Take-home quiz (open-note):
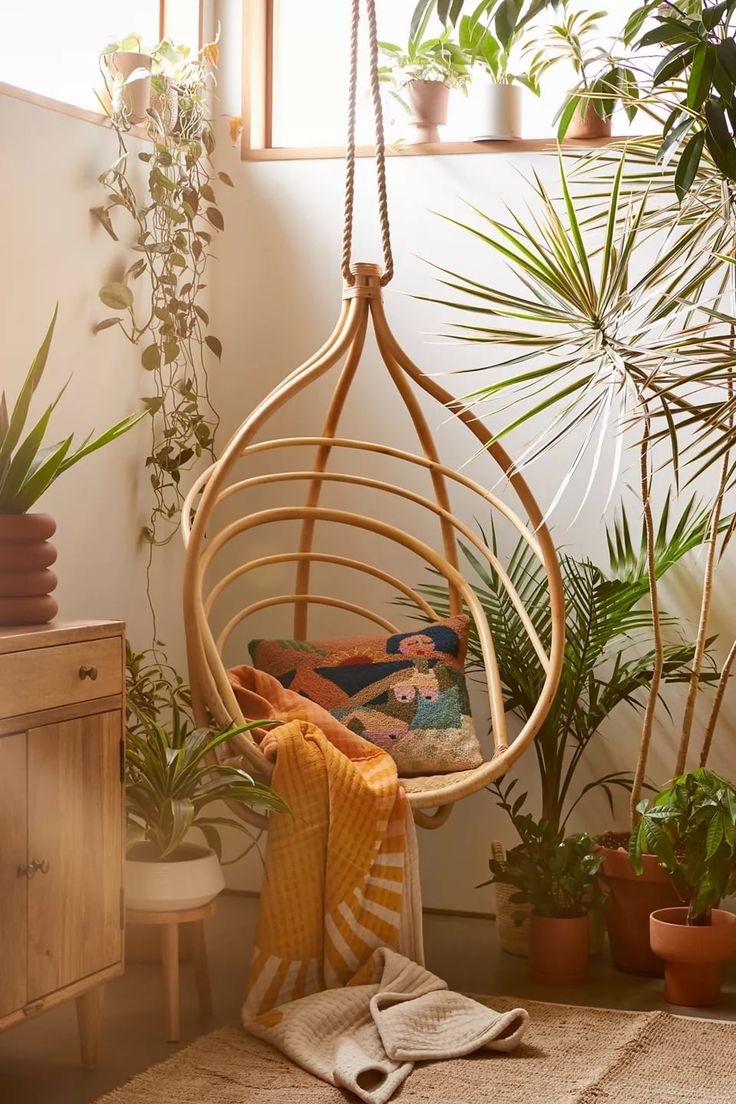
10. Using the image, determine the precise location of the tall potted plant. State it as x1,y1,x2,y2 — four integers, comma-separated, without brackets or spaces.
482,816,603,984
0,309,141,625
632,769,736,1007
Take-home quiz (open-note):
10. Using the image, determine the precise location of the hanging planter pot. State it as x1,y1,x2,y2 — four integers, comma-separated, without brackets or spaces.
107,51,153,124
529,913,590,985
125,842,225,912
564,97,612,141
469,82,521,141
599,838,680,976
650,906,736,1007
405,79,449,143
0,513,58,626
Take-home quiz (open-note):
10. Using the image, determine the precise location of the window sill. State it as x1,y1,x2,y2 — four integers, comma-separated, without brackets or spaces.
242,136,636,162
0,81,149,141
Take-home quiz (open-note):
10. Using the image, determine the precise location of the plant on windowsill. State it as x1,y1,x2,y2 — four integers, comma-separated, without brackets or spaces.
480,816,603,985
93,33,230,573
631,768,736,1007
379,7,470,143
0,307,142,626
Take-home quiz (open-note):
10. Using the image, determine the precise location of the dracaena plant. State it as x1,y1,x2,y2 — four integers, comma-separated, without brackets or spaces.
631,768,736,925
0,308,141,514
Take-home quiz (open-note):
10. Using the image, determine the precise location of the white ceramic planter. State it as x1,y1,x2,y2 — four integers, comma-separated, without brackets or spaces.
469,82,521,141
125,843,225,911
107,50,153,123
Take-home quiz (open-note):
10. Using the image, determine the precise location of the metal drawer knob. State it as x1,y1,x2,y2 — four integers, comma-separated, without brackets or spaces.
79,664,98,681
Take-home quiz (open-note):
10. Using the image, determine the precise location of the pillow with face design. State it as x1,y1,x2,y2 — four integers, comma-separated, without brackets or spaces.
247,615,483,775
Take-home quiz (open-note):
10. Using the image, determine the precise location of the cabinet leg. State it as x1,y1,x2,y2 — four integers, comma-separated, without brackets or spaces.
190,919,212,1018
76,985,105,1070
160,922,180,1043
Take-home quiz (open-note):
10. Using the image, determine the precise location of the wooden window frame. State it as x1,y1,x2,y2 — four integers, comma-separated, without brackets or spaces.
242,0,632,162
0,0,204,135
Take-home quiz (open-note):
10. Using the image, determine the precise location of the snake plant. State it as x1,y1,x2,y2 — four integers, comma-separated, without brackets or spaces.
0,308,142,514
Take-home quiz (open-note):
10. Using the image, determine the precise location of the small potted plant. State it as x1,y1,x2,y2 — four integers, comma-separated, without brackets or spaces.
0,308,141,625
101,34,154,124
379,11,469,143
458,9,532,140
125,703,286,911
481,817,603,985
631,768,736,1007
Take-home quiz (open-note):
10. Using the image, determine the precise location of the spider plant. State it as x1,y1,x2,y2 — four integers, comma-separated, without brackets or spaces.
422,153,736,822
0,308,143,514
408,496,718,835
126,707,287,861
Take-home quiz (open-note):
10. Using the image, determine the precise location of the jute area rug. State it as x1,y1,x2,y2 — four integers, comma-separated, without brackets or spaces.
97,997,736,1103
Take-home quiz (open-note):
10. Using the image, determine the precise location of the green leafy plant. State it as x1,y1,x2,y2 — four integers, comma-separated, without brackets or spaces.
126,707,287,861
457,4,533,87
125,639,193,738
94,34,229,549
379,5,470,96
631,768,736,925
410,496,718,834
0,308,142,514
411,0,563,44
480,815,603,919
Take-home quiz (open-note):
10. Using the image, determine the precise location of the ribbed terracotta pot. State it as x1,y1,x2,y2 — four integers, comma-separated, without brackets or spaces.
599,841,680,976
565,99,612,141
406,80,449,143
0,513,58,626
650,907,736,1007
529,912,590,985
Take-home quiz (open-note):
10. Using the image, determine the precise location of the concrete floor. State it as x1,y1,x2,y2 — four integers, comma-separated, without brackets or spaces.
1,893,735,1104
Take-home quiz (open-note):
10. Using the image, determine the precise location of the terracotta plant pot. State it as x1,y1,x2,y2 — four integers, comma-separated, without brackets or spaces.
470,82,522,141
406,79,449,144
0,513,58,626
108,50,153,123
565,99,612,141
125,842,225,911
529,912,590,985
650,907,736,1007
599,841,680,976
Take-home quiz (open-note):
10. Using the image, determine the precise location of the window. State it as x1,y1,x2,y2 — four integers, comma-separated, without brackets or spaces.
244,0,654,159
0,1,202,116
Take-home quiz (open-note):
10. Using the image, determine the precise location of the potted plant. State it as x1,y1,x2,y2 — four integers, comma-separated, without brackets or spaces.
481,816,603,985
458,6,531,140
379,9,470,143
101,34,153,124
0,308,141,625
125,702,287,911
631,769,736,1007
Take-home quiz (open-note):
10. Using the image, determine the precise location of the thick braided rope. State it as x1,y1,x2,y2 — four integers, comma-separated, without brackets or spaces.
340,0,394,287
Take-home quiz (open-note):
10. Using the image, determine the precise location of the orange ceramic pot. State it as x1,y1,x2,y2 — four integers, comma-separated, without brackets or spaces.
599,842,680,976
0,513,58,625
529,912,590,985
565,99,613,140
406,80,449,144
650,907,736,1007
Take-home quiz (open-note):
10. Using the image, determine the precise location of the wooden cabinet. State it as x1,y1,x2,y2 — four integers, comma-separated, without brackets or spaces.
0,620,125,1067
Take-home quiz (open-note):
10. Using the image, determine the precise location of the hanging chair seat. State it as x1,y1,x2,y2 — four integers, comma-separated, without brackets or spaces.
182,263,565,829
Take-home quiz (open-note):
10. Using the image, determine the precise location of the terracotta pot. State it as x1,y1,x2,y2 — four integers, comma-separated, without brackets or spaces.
529,912,589,985
108,51,153,123
565,99,612,141
406,80,449,144
650,907,736,1007
125,842,225,911
470,82,522,141
599,841,680,976
0,514,58,626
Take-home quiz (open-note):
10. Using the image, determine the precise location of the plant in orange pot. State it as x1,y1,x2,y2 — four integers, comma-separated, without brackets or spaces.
0,308,142,625
481,816,603,986
631,768,736,1008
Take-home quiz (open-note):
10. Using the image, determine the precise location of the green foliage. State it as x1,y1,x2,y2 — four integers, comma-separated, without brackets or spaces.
0,308,142,514
94,35,228,547
125,640,193,738
480,815,603,918
379,15,470,93
412,0,562,47
631,768,736,925
409,496,718,833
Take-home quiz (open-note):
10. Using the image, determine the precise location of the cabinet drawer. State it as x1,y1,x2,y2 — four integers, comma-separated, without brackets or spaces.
0,636,122,721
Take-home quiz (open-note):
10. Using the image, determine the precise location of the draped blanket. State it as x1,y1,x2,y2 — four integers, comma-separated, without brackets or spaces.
229,665,528,1104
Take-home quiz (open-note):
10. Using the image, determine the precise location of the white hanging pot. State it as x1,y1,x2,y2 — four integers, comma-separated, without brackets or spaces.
469,82,521,141
405,79,449,144
107,50,153,123
125,842,225,911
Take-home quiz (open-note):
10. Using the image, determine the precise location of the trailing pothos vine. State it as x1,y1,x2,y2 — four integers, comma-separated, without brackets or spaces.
92,37,231,552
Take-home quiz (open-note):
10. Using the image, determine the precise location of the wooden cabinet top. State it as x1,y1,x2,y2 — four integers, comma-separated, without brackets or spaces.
0,620,124,656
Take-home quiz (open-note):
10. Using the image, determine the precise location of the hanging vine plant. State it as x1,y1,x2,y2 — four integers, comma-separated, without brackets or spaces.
92,35,231,548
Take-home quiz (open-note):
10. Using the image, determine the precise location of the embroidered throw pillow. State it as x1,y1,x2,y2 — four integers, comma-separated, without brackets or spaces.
248,615,483,775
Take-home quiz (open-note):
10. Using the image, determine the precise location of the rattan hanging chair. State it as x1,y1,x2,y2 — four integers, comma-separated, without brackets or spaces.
181,0,565,832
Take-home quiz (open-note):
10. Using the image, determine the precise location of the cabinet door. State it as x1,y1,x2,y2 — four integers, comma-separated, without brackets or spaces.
27,712,123,1000
0,732,28,1017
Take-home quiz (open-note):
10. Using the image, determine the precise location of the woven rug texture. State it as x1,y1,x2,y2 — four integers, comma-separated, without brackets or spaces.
97,997,736,1103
